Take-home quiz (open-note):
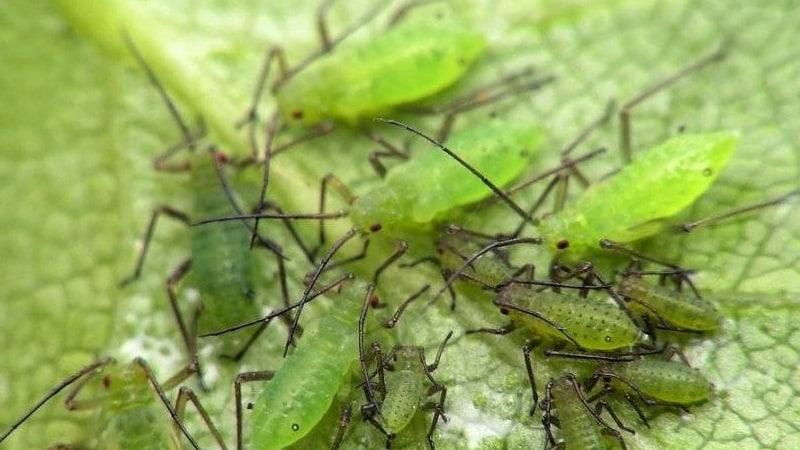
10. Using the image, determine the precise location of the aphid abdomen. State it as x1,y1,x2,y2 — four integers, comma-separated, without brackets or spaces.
277,25,485,126
619,276,721,331
615,359,712,404
189,157,258,353
540,132,739,258
250,282,364,448
550,377,607,450
504,286,641,351
378,347,428,436
351,122,539,230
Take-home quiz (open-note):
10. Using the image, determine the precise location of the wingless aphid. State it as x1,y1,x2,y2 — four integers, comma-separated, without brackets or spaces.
541,373,630,450
350,283,453,449
388,43,747,264
0,358,225,449
546,346,714,426
243,0,556,241
118,36,302,378
228,233,414,450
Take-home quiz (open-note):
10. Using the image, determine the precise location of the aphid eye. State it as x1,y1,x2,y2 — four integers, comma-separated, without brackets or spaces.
556,239,570,250
369,223,382,233
102,375,112,389
291,110,304,120
702,167,713,177
246,402,254,410
213,151,230,164
499,307,510,315
291,423,300,432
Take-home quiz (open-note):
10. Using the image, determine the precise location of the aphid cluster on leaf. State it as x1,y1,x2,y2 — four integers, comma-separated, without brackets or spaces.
5,2,798,450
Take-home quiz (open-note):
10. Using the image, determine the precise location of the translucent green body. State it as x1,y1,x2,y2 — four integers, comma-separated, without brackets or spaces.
351,121,541,230
538,132,738,260
618,275,721,331
66,363,180,450
379,347,428,435
189,154,260,355
500,285,642,351
549,376,609,450
276,24,486,125
610,359,712,404
250,281,365,449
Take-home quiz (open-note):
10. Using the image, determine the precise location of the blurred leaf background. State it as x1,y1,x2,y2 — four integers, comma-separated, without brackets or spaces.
1,0,798,449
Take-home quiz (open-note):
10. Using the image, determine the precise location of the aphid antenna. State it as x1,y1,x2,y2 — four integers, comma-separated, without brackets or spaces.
413,70,557,141
284,228,360,356
0,358,113,443
198,273,351,338
377,118,534,224
384,284,431,328
599,238,683,270
619,38,731,164
207,144,288,259
191,210,348,227
250,111,282,248
679,190,800,232
492,298,582,349
434,236,542,300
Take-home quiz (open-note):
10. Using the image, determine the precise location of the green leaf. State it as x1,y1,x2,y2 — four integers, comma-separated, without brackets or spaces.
1,0,797,449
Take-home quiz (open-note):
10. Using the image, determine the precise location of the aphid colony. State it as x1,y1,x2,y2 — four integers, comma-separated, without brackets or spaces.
3,2,796,449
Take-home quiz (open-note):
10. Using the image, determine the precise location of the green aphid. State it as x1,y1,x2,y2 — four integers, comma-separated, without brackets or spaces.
617,271,721,332
356,284,452,449
0,358,225,449
231,236,409,450
541,373,629,450
276,23,485,126
119,36,290,372
496,282,644,352
350,120,543,232
583,352,714,428
537,130,738,260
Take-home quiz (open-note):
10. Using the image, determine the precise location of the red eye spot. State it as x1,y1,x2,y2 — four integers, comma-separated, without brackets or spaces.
291,110,304,120
369,223,382,233
556,239,569,250
500,308,509,315
103,375,112,389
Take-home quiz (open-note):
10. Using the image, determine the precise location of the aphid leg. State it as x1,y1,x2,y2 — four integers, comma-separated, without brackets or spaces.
384,284,431,328
173,386,227,449
162,259,208,389
565,373,625,440
123,32,204,171
133,358,203,450
372,241,410,285
619,41,729,164
679,190,799,232
424,70,556,141
464,322,516,336
421,371,448,450
234,370,276,450
507,147,609,237
237,46,289,131
359,283,383,410
436,236,542,300
119,206,192,287
386,0,446,28
599,426,628,450
330,403,352,450
0,358,113,444
523,340,541,415
541,379,560,449
594,399,635,434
